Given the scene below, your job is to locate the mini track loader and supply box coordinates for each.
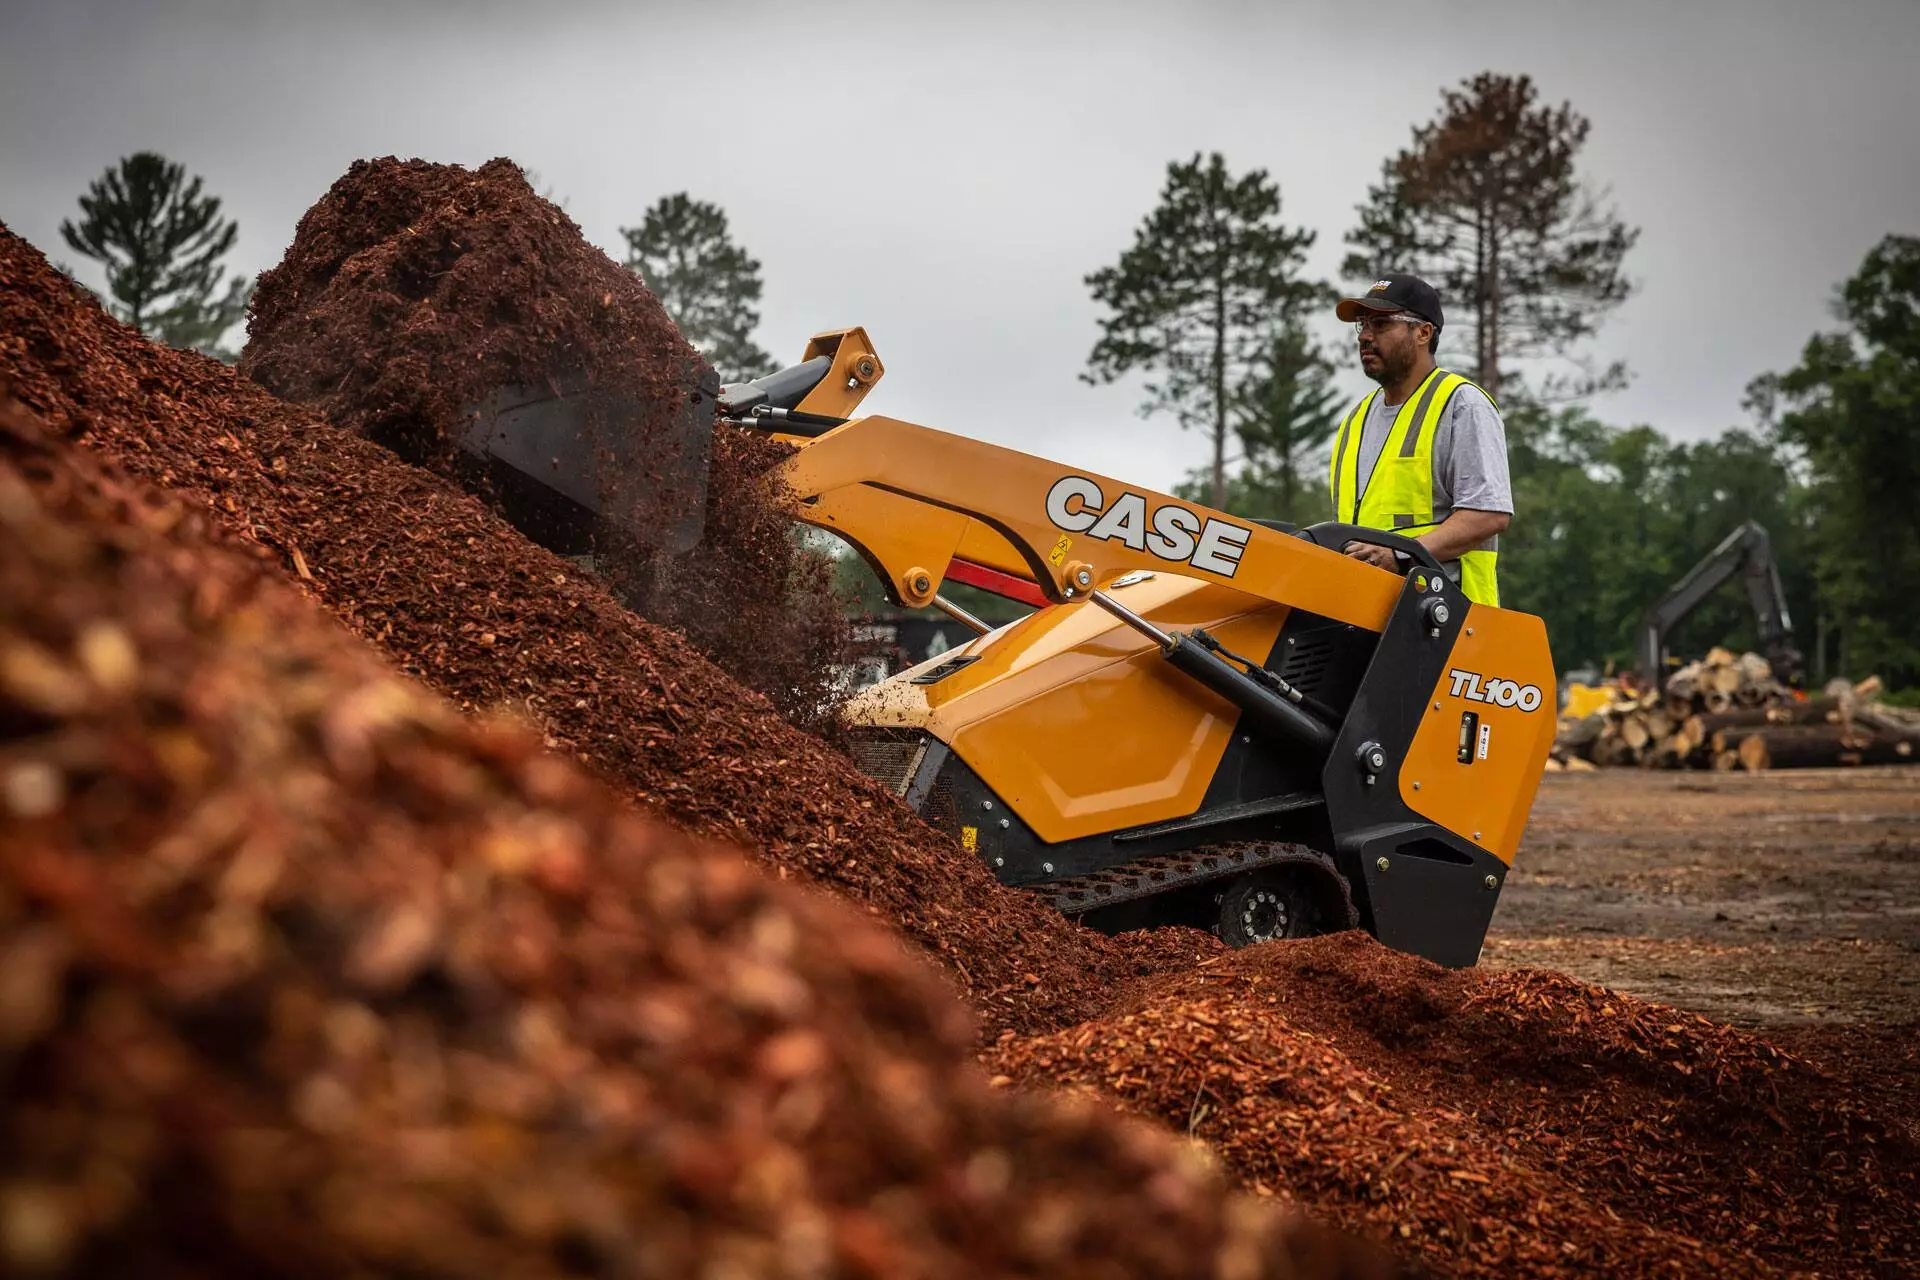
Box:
[458,328,1556,966]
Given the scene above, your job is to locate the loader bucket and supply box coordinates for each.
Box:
[456,363,721,558]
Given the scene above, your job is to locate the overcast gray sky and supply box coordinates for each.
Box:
[4,0,1916,493]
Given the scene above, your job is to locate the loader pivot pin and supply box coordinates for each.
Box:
[902,566,936,607]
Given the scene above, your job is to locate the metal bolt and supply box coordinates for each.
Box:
[1412,781,1421,791]
[1042,862,1054,874]
[1483,874,1497,890]
[1465,627,1474,636]
[981,799,994,811]
[998,818,1010,830]
[1472,831,1482,841]
[1434,702,1441,710]
[1376,856,1390,872]
[1074,567,1093,587]
[994,857,1004,867]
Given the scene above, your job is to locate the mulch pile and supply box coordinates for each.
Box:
[0,220,1179,1043]
[7,188,1916,1279]
[236,156,855,734]
[991,934,1920,1278]
[0,397,1402,1279]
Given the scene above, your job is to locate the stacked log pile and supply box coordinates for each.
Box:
[1552,648,1920,772]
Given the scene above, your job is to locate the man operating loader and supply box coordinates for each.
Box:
[1328,274,1512,608]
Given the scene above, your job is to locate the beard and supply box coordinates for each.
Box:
[1364,342,1415,386]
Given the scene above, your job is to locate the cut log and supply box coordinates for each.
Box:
[1648,739,1686,769]
[1704,689,1735,715]
[1767,697,1847,727]
[1557,713,1607,750]
[1693,699,1846,736]
[1592,735,1638,767]
[1712,749,1740,771]
[1728,723,1915,770]
[1665,660,1703,702]
[1850,732,1919,765]
[1861,704,1920,734]
[1619,716,1651,751]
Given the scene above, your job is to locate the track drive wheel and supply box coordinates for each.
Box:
[1216,869,1320,948]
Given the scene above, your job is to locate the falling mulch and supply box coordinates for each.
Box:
[993,933,1919,1278]
[0,396,1409,1280]
[0,221,1176,1043]
[236,156,858,734]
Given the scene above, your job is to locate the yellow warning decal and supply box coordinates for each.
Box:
[961,826,978,851]
[1048,535,1073,567]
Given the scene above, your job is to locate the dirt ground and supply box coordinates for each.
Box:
[1485,765,1920,1122]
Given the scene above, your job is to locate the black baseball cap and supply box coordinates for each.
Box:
[1336,273,1444,331]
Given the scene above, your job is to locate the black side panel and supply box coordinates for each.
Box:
[1318,571,1507,967]
[1269,611,1373,712]
[1187,609,1371,834]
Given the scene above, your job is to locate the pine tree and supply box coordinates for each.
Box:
[60,152,252,362]
[621,194,776,382]
[1343,72,1637,404]
[1230,323,1346,521]
[1083,152,1329,509]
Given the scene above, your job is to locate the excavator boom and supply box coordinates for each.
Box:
[1635,520,1801,689]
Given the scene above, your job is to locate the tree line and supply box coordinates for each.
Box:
[56,72,1920,689]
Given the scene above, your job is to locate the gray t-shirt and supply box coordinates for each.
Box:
[1350,379,1512,578]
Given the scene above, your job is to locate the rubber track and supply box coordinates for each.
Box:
[1033,841,1358,927]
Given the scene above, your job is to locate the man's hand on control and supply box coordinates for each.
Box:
[1342,542,1400,570]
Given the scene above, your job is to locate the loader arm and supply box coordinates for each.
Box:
[763,413,1411,630]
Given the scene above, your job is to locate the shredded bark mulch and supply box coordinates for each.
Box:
[0,222,1166,1044]
[0,394,1401,1279]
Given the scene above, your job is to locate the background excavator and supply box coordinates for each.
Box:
[1634,519,1803,691]
[455,328,1557,966]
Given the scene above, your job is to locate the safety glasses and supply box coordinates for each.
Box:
[1353,313,1428,335]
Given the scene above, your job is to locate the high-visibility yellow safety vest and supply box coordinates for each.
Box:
[1327,368,1500,607]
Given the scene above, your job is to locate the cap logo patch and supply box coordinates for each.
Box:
[1369,280,1391,292]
